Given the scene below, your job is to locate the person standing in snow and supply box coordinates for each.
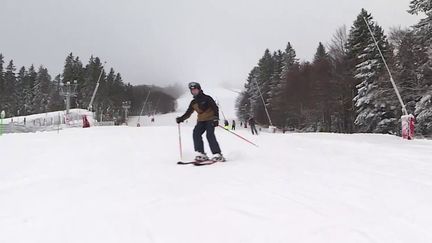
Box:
[224,120,229,129]
[248,117,258,135]
[176,82,225,162]
[231,120,236,130]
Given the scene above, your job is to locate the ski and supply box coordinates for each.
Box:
[177,161,197,165]
[177,160,223,166]
[193,160,218,166]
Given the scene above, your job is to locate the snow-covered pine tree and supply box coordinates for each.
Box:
[245,67,260,121]
[254,49,274,124]
[3,60,17,116]
[15,67,27,116]
[369,25,400,134]
[48,75,64,112]
[392,30,422,115]
[408,0,432,136]
[267,50,283,125]
[347,9,395,133]
[33,66,52,114]
[415,92,432,136]
[62,54,83,84]
[108,70,128,115]
[82,56,105,109]
[0,54,5,113]
[62,53,84,107]
[22,65,37,115]
[105,68,117,112]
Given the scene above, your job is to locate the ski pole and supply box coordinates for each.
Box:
[218,125,258,147]
[178,123,183,161]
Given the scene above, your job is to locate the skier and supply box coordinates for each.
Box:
[248,117,258,135]
[176,82,225,162]
[224,120,229,130]
[231,120,236,130]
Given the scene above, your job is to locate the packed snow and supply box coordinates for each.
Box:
[1,88,432,243]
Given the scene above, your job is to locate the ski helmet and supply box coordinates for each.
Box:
[188,82,201,90]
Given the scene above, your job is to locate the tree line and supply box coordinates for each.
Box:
[0,53,177,121]
[236,3,432,136]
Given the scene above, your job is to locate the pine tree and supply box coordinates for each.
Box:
[392,30,423,114]
[409,0,432,75]
[415,92,432,135]
[254,49,274,124]
[347,9,394,133]
[245,67,260,121]
[280,42,299,81]
[282,62,302,129]
[62,53,75,83]
[22,65,38,115]
[15,67,27,116]
[48,74,64,111]
[408,0,432,136]
[328,26,356,133]
[273,42,299,127]
[112,72,127,112]
[62,53,83,84]
[33,66,52,113]
[311,42,333,131]
[82,56,105,110]
[0,54,5,113]
[105,68,116,114]
[62,53,84,107]
[267,50,283,125]
[3,60,17,116]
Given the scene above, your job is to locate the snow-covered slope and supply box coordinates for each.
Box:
[1,124,432,243]
[1,87,432,242]
[128,86,238,127]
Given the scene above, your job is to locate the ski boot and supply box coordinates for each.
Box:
[211,153,226,162]
[195,152,209,162]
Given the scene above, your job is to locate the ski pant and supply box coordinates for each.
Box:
[251,124,258,135]
[193,121,221,154]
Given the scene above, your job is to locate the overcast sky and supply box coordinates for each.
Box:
[0,0,422,88]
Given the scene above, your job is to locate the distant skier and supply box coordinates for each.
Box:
[224,120,229,130]
[248,117,258,135]
[231,120,236,130]
[176,82,225,162]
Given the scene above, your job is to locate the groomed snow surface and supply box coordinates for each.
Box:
[1,122,432,243]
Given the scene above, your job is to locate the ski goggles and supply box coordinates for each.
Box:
[188,82,200,90]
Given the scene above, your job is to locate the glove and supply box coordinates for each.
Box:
[176,117,183,124]
[212,119,219,127]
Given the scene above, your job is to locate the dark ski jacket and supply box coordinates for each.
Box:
[180,92,219,122]
[248,117,256,126]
